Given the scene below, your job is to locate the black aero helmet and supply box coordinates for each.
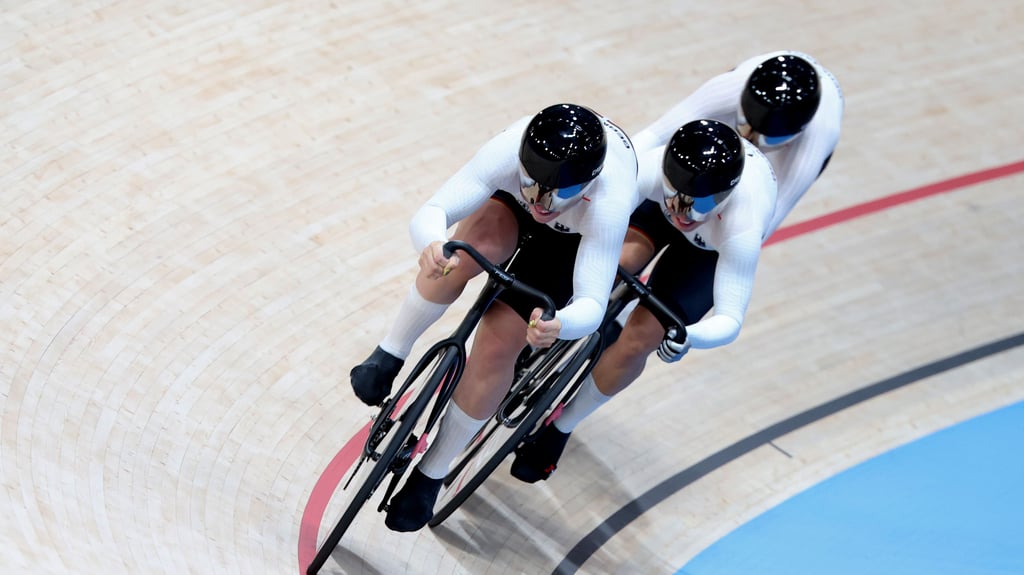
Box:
[740,54,821,137]
[519,103,606,193]
[662,119,744,222]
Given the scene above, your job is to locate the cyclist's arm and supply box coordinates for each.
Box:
[764,85,843,238]
[685,229,761,348]
[557,183,637,340]
[632,62,757,152]
[409,119,526,252]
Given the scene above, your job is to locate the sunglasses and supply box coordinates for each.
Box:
[662,175,732,222]
[519,166,589,212]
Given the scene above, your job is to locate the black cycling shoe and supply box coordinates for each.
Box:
[510,423,571,483]
[384,467,444,532]
[350,346,404,406]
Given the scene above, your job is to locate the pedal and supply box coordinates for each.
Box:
[376,434,419,513]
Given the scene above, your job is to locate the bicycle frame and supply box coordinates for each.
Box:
[307,240,556,575]
[430,265,688,526]
[367,240,557,454]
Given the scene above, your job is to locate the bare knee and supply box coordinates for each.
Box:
[451,199,519,267]
[616,306,664,359]
[415,201,519,303]
[416,268,467,304]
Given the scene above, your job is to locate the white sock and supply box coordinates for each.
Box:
[417,401,487,480]
[379,285,449,360]
[552,373,612,433]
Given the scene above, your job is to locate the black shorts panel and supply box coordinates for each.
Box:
[631,200,719,325]
[490,190,582,321]
[645,239,718,325]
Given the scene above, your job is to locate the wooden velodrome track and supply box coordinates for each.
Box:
[2,1,1022,573]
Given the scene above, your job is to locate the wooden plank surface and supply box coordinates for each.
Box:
[2,1,1022,573]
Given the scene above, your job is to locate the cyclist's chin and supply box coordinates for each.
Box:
[672,216,703,233]
[530,206,561,223]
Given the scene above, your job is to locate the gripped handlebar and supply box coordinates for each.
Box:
[442,240,556,322]
[615,266,688,343]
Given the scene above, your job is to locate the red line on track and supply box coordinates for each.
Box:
[764,159,1024,246]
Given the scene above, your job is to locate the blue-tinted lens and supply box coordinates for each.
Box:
[555,182,585,199]
[690,194,720,214]
[761,133,797,147]
[520,164,588,211]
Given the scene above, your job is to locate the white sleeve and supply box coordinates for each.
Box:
[764,103,842,237]
[408,122,522,252]
[555,182,636,340]
[632,59,759,152]
[408,204,450,253]
[556,223,622,340]
[685,229,761,348]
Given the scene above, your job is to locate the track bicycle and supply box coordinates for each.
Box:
[307,240,556,575]
[429,265,688,526]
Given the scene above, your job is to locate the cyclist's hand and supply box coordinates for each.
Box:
[419,241,460,279]
[656,327,691,363]
[526,308,560,348]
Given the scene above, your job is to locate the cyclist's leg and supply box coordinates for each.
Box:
[509,308,663,481]
[351,198,519,406]
[591,305,664,395]
[509,216,659,482]
[607,202,673,344]
[385,302,525,531]
[451,302,527,418]
[463,203,581,484]
[511,238,715,480]
[591,237,717,398]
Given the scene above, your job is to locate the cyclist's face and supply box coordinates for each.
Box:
[662,174,732,232]
[665,208,704,232]
[519,164,591,220]
[528,203,560,223]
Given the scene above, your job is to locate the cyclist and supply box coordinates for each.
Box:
[349,103,639,531]
[510,52,843,482]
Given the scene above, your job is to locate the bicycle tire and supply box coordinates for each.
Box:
[306,346,458,575]
[440,339,574,486]
[428,334,601,527]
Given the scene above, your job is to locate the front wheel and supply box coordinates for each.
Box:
[306,345,460,575]
[428,335,601,527]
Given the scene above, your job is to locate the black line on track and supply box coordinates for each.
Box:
[554,331,1024,574]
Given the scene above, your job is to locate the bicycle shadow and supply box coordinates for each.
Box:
[323,544,387,575]
[430,443,654,573]
[428,469,536,555]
